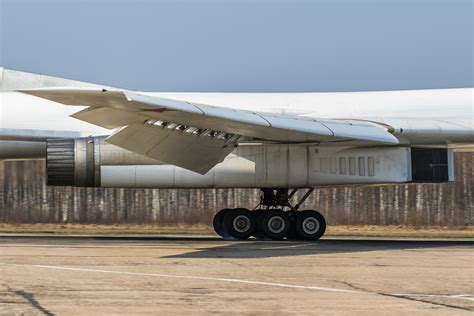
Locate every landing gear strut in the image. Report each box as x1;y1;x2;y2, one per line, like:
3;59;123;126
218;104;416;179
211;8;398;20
213;188;326;241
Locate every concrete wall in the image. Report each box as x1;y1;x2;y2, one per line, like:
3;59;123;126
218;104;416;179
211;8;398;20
0;152;472;227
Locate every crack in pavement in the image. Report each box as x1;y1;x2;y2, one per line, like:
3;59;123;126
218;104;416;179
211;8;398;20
337;281;473;312
7;286;55;316
383;294;473;312
3;260;472;313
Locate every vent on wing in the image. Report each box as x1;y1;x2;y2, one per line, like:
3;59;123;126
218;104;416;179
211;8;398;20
144;119;241;145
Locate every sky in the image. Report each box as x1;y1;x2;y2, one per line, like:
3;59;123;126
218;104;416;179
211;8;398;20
0;0;472;92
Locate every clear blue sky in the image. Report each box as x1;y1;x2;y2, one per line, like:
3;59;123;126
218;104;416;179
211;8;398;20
1;0;472;92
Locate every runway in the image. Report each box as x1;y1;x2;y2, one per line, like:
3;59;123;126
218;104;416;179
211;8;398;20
0;236;472;315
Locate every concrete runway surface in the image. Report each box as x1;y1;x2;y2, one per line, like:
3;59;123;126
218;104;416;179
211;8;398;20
0;236;472;315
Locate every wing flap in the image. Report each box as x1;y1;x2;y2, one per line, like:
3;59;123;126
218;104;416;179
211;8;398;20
106;123;237;174
71;106;149;129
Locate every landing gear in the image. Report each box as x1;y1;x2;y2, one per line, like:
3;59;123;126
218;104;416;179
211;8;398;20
212;208;231;238
260;210;290;240
212;188;326;241
223;208;256;240
294;210;326;241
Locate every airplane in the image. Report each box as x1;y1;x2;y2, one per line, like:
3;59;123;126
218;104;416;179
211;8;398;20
1;68;473;241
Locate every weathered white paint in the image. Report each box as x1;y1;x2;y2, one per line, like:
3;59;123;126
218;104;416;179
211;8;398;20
0;68;471;188
1;68;472;147
100;145;413;188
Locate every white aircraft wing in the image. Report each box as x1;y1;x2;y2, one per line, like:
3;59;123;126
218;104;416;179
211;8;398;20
19;88;399;174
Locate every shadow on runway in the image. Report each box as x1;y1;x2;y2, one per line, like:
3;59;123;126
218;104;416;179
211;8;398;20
1;235;471;259
164;239;473;259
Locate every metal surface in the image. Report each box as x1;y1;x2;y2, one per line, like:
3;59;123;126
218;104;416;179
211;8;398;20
294;188;314;210
18;88;401;147
302;217;320;235
0;69;110;139
233;215;251;233
267;216;286;234
99;145;424;188
85;137;95;187
3;68;472;151
46;139;75;186
0;128;83;142
0;140;46;159
43;140;456;188
73;137;87;186
93;136;101;187
1;68;472;190
106;122;239;174
45;136;161;187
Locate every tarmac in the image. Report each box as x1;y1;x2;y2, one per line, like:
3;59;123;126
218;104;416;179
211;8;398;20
0;235;472;315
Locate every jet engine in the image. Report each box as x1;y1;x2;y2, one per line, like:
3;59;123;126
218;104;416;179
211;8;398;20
46;136;159;187
45;136;454;188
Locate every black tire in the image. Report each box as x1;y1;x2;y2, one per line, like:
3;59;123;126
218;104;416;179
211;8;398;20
285;211;299;240
223;208;256;240
213;208;232;237
260;209;291;240
294;210;326;241
252;210;268;240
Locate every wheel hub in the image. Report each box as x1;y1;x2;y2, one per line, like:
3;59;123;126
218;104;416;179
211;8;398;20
267;216;286;234
302;217;320;235
233;215;251;233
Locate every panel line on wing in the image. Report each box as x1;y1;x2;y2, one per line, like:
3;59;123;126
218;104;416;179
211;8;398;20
254;113;273;127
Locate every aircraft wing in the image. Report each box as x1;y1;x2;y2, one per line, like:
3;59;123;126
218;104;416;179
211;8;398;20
19;88;399;174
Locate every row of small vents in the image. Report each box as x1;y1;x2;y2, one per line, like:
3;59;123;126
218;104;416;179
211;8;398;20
144;119;241;143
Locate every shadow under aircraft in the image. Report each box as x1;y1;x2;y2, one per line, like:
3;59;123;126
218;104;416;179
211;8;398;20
164;238;473;259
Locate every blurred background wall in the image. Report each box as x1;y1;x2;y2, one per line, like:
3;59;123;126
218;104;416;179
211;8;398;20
0;152;472;227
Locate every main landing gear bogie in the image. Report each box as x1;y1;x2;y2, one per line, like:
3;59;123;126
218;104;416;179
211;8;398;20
212;188;327;241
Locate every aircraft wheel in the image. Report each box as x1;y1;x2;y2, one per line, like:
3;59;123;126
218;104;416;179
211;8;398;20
223;208;256;240
252;210;268;240
260;209;290;240
213;208;232;237
295;210;326;241
285;211;299;240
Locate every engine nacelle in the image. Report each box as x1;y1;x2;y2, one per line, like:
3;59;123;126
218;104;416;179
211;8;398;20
0;140;46;159
46;137;158;187
46;137;455;188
